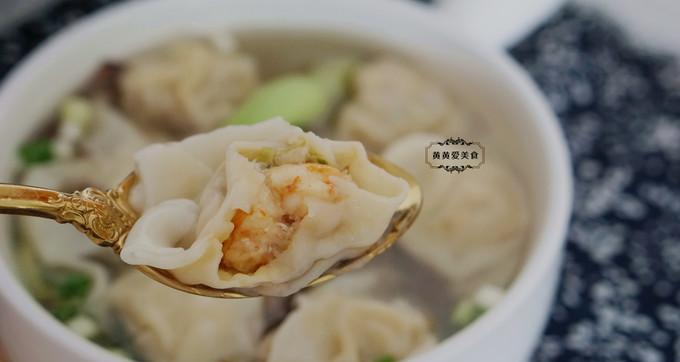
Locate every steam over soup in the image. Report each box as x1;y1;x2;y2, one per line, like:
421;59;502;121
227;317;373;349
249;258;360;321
12;31;529;362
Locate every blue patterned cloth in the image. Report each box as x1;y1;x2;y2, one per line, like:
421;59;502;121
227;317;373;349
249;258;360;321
1;2;679;361
512;7;680;362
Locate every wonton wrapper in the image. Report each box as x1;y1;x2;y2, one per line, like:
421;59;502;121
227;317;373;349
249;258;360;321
265;294;435;362
383;134;529;297
336;58;471;152
109;272;263;362
121;118;408;296
120;37;258;135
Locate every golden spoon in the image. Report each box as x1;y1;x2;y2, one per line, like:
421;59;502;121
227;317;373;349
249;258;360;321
0;154;421;298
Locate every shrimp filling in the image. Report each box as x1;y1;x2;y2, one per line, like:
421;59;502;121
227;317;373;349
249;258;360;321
221;163;349;273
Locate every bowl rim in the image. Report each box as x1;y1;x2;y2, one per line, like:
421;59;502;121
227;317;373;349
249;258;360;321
0;0;573;361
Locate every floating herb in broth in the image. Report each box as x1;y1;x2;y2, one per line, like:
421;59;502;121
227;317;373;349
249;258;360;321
13;231;135;358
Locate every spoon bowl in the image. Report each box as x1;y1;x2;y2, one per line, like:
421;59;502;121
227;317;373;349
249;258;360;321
0;153;421;298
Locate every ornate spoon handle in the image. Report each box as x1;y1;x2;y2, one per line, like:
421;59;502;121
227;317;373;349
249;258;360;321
0;176;137;253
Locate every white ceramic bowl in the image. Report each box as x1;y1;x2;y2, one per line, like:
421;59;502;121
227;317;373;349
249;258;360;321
0;1;572;361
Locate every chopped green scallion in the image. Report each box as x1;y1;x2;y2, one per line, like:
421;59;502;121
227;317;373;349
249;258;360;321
51;302;79;322
373;355;397;362
67;315;99;339
57;271;92;299
254;147;276;165
307;149;328;165
18;139;54;165
59;96;94;128
450;300;487;329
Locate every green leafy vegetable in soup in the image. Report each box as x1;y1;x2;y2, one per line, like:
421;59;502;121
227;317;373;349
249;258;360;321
228;57;356;127
229;75;327;126
450;285;505;329
450;299;487;329
373;355;397;362
44;269;93;321
18;139;54;165
310;57;358;102
60;96;94;129
56;271;92;299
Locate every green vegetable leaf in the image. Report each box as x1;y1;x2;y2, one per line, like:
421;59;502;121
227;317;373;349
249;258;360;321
57;271;92;299
51;302;79;322
228;75;327;126
450;300;487;328
18;139;54;165
373;355;397;362
227;58;357;127
60;96;94;128
310;57;358;101
306;148;328;165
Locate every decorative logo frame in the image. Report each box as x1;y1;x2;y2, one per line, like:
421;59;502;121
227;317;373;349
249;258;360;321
425;137;485;174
